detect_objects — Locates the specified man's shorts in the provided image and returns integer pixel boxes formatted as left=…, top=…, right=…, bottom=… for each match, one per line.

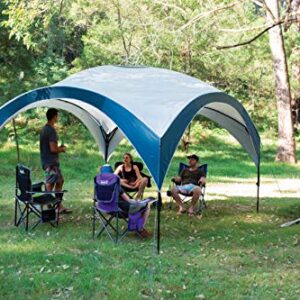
left=176, top=183, right=197, bottom=195
left=44, top=165, right=64, bottom=185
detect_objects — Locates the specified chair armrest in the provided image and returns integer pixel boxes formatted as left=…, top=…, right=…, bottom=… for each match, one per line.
left=138, top=197, right=157, bottom=205
left=198, top=181, right=206, bottom=188
left=26, top=191, right=55, bottom=195
left=31, top=181, right=45, bottom=192
left=26, top=189, right=68, bottom=195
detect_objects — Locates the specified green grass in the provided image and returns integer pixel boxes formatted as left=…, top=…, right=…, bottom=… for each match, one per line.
left=1, top=130, right=300, bottom=299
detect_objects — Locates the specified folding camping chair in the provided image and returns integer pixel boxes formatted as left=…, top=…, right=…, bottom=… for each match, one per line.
left=15, top=164, right=64, bottom=231
left=168, top=162, right=208, bottom=214
left=114, top=161, right=151, bottom=199
left=93, top=172, right=155, bottom=243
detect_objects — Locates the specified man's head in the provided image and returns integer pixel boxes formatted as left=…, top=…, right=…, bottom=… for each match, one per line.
left=46, top=108, right=58, bottom=122
left=187, top=154, right=199, bottom=168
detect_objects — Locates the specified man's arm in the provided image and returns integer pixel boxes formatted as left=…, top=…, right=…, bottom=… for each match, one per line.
left=49, top=141, right=66, bottom=154
left=198, top=170, right=207, bottom=185
left=172, top=168, right=185, bottom=184
left=171, top=176, right=182, bottom=184
left=198, top=176, right=206, bottom=186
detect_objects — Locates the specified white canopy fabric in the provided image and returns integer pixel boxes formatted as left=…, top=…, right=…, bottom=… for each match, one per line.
left=0, top=65, right=260, bottom=189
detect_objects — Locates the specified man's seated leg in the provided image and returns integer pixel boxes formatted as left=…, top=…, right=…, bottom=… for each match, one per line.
left=171, top=186, right=186, bottom=214
left=188, top=186, right=201, bottom=216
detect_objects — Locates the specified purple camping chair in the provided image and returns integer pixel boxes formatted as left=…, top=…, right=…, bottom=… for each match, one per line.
left=93, top=173, right=153, bottom=243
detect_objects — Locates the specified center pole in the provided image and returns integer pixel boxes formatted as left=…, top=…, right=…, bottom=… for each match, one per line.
left=156, top=191, right=162, bottom=254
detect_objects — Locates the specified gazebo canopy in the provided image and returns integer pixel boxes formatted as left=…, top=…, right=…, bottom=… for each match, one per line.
left=0, top=65, right=260, bottom=190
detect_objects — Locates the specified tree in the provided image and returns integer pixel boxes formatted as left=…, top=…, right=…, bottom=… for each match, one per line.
left=215, top=0, right=299, bottom=163
left=266, top=0, right=296, bottom=163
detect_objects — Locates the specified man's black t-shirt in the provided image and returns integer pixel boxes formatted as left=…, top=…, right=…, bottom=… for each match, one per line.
left=180, top=168, right=205, bottom=185
left=40, top=124, right=59, bottom=169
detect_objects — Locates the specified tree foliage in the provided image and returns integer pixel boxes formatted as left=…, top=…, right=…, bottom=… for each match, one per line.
left=0, top=0, right=299, bottom=136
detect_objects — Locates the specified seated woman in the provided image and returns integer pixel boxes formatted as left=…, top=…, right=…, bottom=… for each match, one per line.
left=114, top=152, right=148, bottom=200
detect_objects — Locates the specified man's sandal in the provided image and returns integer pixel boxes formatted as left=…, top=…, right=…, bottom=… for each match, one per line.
left=59, top=208, right=72, bottom=214
left=188, top=210, right=195, bottom=217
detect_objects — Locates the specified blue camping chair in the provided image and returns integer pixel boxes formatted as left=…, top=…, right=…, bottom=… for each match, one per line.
left=93, top=172, right=156, bottom=243
left=168, top=162, right=208, bottom=214
left=15, top=164, right=65, bottom=231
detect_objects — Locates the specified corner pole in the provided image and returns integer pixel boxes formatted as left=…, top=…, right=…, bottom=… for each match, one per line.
left=12, top=118, right=20, bottom=163
left=156, top=191, right=162, bottom=254
left=256, top=163, right=260, bottom=213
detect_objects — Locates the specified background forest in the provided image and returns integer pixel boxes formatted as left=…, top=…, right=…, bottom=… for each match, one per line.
left=1, top=0, right=300, bottom=150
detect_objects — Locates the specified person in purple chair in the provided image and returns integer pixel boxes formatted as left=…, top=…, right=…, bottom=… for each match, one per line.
left=171, top=154, right=206, bottom=216
left=100, top=165, right=151, bottom=238
left=118, top=190, right=152, bottom=238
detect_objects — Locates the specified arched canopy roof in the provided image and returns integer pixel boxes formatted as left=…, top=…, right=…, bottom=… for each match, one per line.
left=0, top=65, right=260, bottom=189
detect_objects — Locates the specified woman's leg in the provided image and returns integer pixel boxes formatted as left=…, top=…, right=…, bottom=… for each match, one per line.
left=135, top=177, right=148, bottom=200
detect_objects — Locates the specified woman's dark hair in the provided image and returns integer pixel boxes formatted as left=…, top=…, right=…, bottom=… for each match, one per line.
left=46, top=108, right=58, bottom=121
left=124, top=152, right=133, bottom=163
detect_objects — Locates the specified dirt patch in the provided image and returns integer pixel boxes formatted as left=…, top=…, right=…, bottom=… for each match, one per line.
left=206, top=178, right=300, bottom=200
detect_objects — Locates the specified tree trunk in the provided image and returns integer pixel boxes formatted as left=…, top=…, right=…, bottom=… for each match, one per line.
left=291, top=47, right=300, bottom=129
left=181, top=123, right=192, bottom=152
left=265, top=0, right=297, bottom=163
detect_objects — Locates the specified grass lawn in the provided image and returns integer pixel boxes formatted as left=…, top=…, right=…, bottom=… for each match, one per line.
left=0, top=129, right=300, bottom=299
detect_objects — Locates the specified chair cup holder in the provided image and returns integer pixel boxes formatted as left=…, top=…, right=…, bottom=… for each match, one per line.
left=41, top=209, right=56, bottom=222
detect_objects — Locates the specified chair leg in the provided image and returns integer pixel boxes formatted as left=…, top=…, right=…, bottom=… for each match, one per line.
left=31, top=219, right=42, bottom=230
left=14, top=200, right=25, bottom=227
left=116, top=213, right=119, bottom=244
left=94, top=210, right=128, bottom=243
left=197, top=193, right=206, bottom=215
left=168, top=183, right=174, bottom=209
left=168, top=196, right=173, bottom=209
left=14, top=199, right=18, bottom=226
left=92, top=204, right=96, bottom=239
left=202, top=187, right=207, bottom=208
left=49, top=202, right=60, bottom=227
left=118, top=226, right=128, bottom=242
left=56, top=202, right=60, bottom=226
left=25, top=204, right=29, bottom=231
left=26, top=204, right=42, bottom=230
left=96, top=214, right=116, bottom=241
left=16, top=206, right=27, bottom=227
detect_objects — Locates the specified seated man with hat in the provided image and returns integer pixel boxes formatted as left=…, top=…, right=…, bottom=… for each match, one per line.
left=171, top=154, right=206, bottom=216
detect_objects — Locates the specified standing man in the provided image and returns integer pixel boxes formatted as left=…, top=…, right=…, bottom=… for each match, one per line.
left=171, top=154, right=206, bottom=216
left=40, top=108, right=72, bottom=214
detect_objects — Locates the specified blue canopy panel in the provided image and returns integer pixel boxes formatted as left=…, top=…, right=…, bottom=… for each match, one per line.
left=0, top=66, right=260, bottom=190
